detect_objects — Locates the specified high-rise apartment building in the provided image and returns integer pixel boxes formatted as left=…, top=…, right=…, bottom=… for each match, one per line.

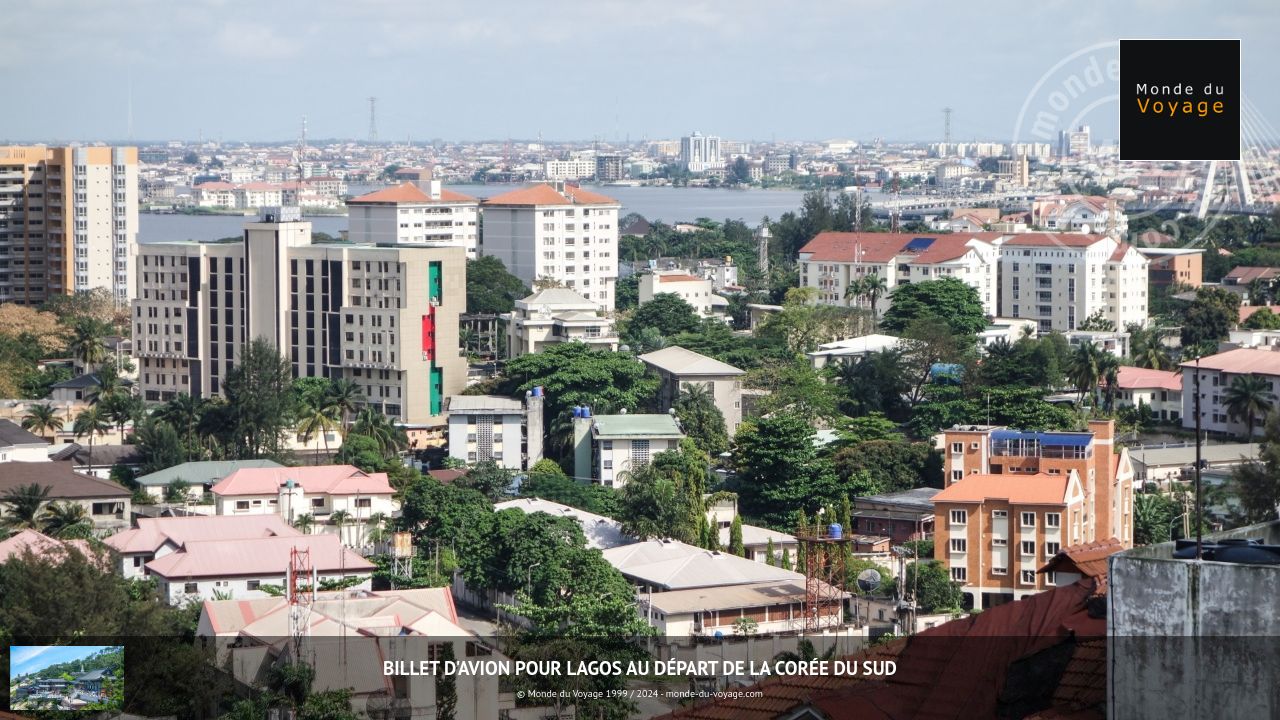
left=0, top=146, right=137, bottom=305
left=679, top=132, right=724, bottom=172
left=595, top=155, right=624, bottom=182
left=132, top=208, right=464, bottom=430
left=1059, top=125, right=1091, bottom=157
left=480, top=183, right=620, bottom=311
left=996, top=233, right=1147, bottom=332
left=346, top=181, right=479, bottom=258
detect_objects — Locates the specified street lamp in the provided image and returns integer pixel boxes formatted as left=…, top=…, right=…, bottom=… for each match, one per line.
left=525, top=562, right=542, bottom=593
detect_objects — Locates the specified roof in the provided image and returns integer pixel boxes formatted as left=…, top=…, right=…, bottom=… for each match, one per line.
left=809, top=334, right=903, bottom=358
left=445, top=395, right=525, bottom=414
left=134, top=459, right=283, bottom=488
left=990, top=429, right=1094, bottom=447
left=211, top=464, right=393, bottom=497
left=1038, top=537, right=1124, bottom=596
left=494, top=497, right=633, bottom=549
left=427, top=468, right=467, bottom=484
left=50, top=372, right=133, bottom=390
left=590, top=414, right=684, bottom=439
left=481, top=183, right=619, bottom=206
left=517, top=287, right=599, bottom=309
left=347, top=182, right=476, bottom=204
left=1127, top=442, right=1259, bottom=468
left=601, top=539, right=802, bottom=590
left=200, top=587, right=459, bottom=637
left=0, top=419, right=47, bottom=448
left=1108, top=242, right=1138, bottom=262
left=0, top=462, right=130, bottom=499
left=1223, top=266, right=1280, bottom=284
left=854, top=487, right=941, bottom=512
left=997, top=232, right=1108, bottom=248
left=47, top=443, right=141, bottom=467
left=798, top=232, right=997, bottom=264
left=0, top=529, right=97, bottom=565
left=105, top=515, right=301, bottom=555
left=1181, top=347, right=1280, bottom=376
left=638, top=346, right=744, bottom=377
left=74, top=669, right=108, bottom=681
left=1114, top=366, right=1181, bottom=392
left=646, top=578, right=826, bottom=614
left=657, top=273, right=705, bottom=283
left=932, top=472, right=1074, bottom=506
left=718, top=523, right=796, bottom=548
left=145, top=533, right=373, bottom=579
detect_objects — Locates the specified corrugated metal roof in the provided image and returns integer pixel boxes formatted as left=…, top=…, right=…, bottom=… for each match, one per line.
left=591, top=414, right=684, bottom=439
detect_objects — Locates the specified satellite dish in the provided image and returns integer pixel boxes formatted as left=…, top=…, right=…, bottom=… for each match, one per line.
left=857, top=568, right=882, bottom=593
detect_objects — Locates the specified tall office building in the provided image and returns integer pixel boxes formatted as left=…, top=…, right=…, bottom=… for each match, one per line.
left=0, top=146, right=137, bottom=305
left=133, top=207, right=465, bottom=431
left=1058, top=126, right=1091, bottom=158
left=480, top=183, right=621, bottom=311
left=679, top=132, right=724, bottom=172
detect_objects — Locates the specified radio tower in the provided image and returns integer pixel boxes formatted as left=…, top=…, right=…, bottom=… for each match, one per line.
left=287, top=546, right=317, bottom=664
left=368, top=96, right=378, bottom=143
left=942, top=107, right=953, bottom=145
left=890, top=172, right=902, bottom=233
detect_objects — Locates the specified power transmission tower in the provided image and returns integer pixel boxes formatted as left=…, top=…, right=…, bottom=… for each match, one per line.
left=943, top=107, right=952, bottom=145
left=368, top=96, right=378, bottom=143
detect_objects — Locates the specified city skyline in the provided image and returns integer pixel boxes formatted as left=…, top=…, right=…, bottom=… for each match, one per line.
left=3, top=0, right=1278, bottom=143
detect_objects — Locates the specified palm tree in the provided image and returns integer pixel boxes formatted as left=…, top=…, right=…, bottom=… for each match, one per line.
left=0, top=483, right=51, bottom=534
left=39, top=501, right=92, bottom=539
left=844, top=276, right=866, bottom=309
left=861, top=273, right=888, bottom=323
left=365, top=512, right=388, bottom=547
left=352, top=407, right=407, bottom=455
left=1128, top=323, right=1174, bottom=371
left=155, top=393, right=203, bottom=460
left=86, top=362, right=122, bottom=405
left=1101, top=358, right=1121, bottom=412
left=21, top=404, right=63, bottom=441
left=1068, top=342, right=1107, bottom=406
left=297, top=401, right=340, bottom=461
left=293, top=513, right=315, bottom=535
left=72, top=405, right=110, bottom=471
left=68, top=319, right=109, bottom=373
left=1223, top=374, right=1275, bottom=438
left=324, top=379, right=364, bottom=436
left=98, top=391, right=141, bottom=441
left=329, top=510, right=351, bottom=545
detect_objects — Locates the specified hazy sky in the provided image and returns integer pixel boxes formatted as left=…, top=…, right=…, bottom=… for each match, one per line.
left=3, top=0, right=1277, bottom=144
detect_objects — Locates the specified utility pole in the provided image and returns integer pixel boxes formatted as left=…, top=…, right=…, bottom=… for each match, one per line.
left=1194, top=357, right=1203, bottom=560
left=367, top=96, right=378, bottom=143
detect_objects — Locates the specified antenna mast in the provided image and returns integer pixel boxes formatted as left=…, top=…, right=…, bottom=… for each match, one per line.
left=367, top=96, right=378, bottom=143
left=942, top=107, right=953, bottom=146
left=288, top=546, right=317, bottom=664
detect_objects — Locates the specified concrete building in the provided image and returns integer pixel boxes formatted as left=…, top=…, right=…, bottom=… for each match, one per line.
left=807, top=334, right=903, bottom=369
left=133, top=459, right=283, bottom=501
left=595, top=154, right=624, bottom=182
left=479, top=183, right=621, bottom=310
left=637, top=270, right=727, bottom=320
left=0, top=461, right=130, bottom=534
left=939, top=419, right=1133, bottom=558
left=996, top=233, right=1148, bottom=332
left=503, top=287, right=618, bottom=358
left=798, top=232, right=1001, bottom=317
left=494, top=497, right=631, bottom=550
left=679, top=132, right=723, bottom=172
left=0, top=420, right=51, bottom=463
left=445, top=392, right=544, bottom=470
left=1128, top=442, right=1258, bottom=490
left=544, top=157, right=596, bottom=181
left=850, top=487, right=939, bottom=543
left=346, top=181, right=480, bottom=258
left=638, top=345, right=745, bottom=435
left=1028, top=195, right=1126, bottom=236
left=1058, top=125, right=1091, bottom=157
left=1110, top=520, right=1280, bottom=720
left=1180, top=348, right=1280, bottom=438
left=933, top=470, right=1089, bottom=608
left=105, top=514, right=302, bottom=580
left=210, top=464, right=396, bottom=544
left=0, top=145, right=137, bottom=305
left=1138, top=247, right=1203, bottom=288
left=572, top=411, right=684, bottom=487
left=133, top=207, right=466, bottom=430
left=1113, top=366, right=1182, bottom=421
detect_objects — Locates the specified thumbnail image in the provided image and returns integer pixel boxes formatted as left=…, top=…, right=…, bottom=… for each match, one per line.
left=8, top=645, right=123, bottom=712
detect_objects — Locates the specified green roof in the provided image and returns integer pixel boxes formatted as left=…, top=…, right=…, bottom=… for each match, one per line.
left=591, top=414, right=684, bottom=439
left=134, top=459, right=283, bottom=487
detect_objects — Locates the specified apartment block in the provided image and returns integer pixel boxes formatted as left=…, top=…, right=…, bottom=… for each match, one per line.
left=1180, top=348, right=1280, bottom=438
left=348, top=182, right=479, bottom=257
left=504, top=287, right=618, bottom=358
left=638, top=270, right=727, bottom=319
left=444, top=392, right=544, bottom=470
left=938, top=419, right=1134, bottom=585
left=0, top=146, right=137, bottom=305
left=996, top=233, right=1147, bottom=332
left=933, top=471, right=1086, bottom=609
left=638, top=345, right=745, bottom=434
left=571, top=411, right=685, bottom=487
left=797, top=232, right=1000, bottom=316
left=132, top=207, right=465, bottom=430
left=1138, top=247, right=1203, bottom=288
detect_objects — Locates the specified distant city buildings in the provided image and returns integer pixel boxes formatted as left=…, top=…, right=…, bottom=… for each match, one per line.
left=132, top=208, right=466, bottom=430
left=0, top=145, right=137, bottom=305
left=1059, top=125, right=1092, bottom=157
left=679, top=132, right=724, bottom=172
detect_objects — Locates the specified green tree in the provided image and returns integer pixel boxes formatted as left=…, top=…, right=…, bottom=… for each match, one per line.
left=1229, top=412, right=1280, bottom=524
left=350, top=406, right=408, bottom=456
left=334, top=432, right=386, bottom=472
left=1068, top=342, right=1113, bottom=406
left=299, top=689, right=358, bottom=720
left=21, top=403, right=63, bottom=441
left=153, top=393, right=204, bottom=461
left=1127, top=323, right=1175, bottom=370
left=135, top=419, right=187, bottom=475
left=616, top=443, right=706, bottom=542
left=466, top=255, right=530, bottom=314
left=293, top=513, right=315, bottom=534
left=519, top=459, right=619, bottom=516
left=435, top=642, right=458, bottom=720
left=904, top=560, right=963, bottom=613
left=39, top=501, right=92, bottom=538
left=223, top=338, right=295, bottom=458
left=163, top=478, right=192, bottom=503
left=615, top=274, right=640, bottom=311
left=68, top=317, right=110, bottom=371
left=674, top=382, right=729, bottom=457
left=837, top=349, right=911, bottom=420
left=749, top=358, right=842, bottom=421
left=1223, top=374, right=1275, bottom=438
left=1243, top=307, right=1280, bottom=330
left=625, top=292, right=701, bottom=341
left=880, top=277, right=987, bottom=336
left=728, top=515, right=745, bottom=556
left=833, top=440, right=943, bottom=493
left=1077, top=310, right=1116, bottom=331
left=72, top=404, right=110, bottom=470
left=731, top=413, right=841, bottom=528
left=457, top=459, right=513, bottom=500
left=1180, top=286, right=1241, bottom=355
left=898, top=315, right=974, bottom=406
left=1133, top=491, right=1181, bottom=545
left=324, top=379, right=364, bottom=436
left=296, top=396, right=340, bottom=459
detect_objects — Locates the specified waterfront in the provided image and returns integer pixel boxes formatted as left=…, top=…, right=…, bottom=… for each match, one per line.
left=138, top=184, right=816, bottom=243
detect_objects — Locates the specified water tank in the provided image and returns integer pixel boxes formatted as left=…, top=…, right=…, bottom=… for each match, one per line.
left=532, top=386, right=544, bottom=397
left=828, top=523, right=844, bottom=539
left=582, top=406, right=592, bottom=418
left=572, top=406, right=582, bottom=418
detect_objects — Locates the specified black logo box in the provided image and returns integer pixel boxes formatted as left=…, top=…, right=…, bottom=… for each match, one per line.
left=1119, top=39, right=1240, bottom=161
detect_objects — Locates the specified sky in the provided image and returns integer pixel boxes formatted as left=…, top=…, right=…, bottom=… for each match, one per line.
left=1, top=0, right=1278, bottom=144
left=9, top=645, right=117, bottom=678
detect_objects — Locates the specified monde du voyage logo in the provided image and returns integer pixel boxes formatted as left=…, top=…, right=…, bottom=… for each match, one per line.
left=1120, top=39, right=1240, bottom=161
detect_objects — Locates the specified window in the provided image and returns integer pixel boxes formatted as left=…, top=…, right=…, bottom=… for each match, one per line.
left=950, top=566, right=967, bottom=582
left=1021, top=570, right=1036, bottom=585
left=950, top=469, right=963, bottom=482
left=949, top=538, right=967, bottom=553
left=247, top=580, right=260, bottom=591
left=132, top=556, right=143, bottom=568
left=992, top=538, right=1007, bottom=546
left=992, top=566, right=1007, bottom=575
left=1021, top=540, right=1036, bottom=556
left=992, top=510, right=1008, bottom=519
left=950, top=442, right=963, bottom=453
left=184, top=583, right=198, bottom=594
left=1045, top=513, right=1061, bottom=528
left=311, top=498, right=324, bottom=508
left=603, top=459, right=613, bottom=470
left=356, top=498, right=372, bottom=508
left=235, top=500, right=250, bottom=511
left=1021, top=512, right=1036, bottom=527
left=949, top=509, right=967, bottom=525
left=1045, top=541, right=1061, bottom=557
left=602, top=440, right=613, bottom=450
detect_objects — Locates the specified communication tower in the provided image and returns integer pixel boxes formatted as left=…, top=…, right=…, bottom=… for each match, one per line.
left=794, top=522, right=850, bottom=633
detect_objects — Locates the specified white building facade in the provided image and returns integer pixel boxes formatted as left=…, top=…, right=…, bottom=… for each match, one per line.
left=346, top=182, right=480, bottom=258
left=996, top=234, right=1148, bottom=333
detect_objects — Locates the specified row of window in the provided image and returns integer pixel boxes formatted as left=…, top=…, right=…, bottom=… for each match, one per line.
left=950, top=567, right=1049, bottom=585
left=949, top=509, right=1061, bottom=528
left=950, top=538, right=1061, bottom=557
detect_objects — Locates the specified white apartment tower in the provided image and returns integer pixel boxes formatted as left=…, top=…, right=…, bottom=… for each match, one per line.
left=480, top=183, right=621, bottom=311
left=680, top=132, right=724, bottom=172
left=346, top=181, right=480, bottom=258
left=996, top=234, right=1148, bottom=333
left=0, top=146, right=137, bottom=305
left=132, top=208, right=466, bottom=429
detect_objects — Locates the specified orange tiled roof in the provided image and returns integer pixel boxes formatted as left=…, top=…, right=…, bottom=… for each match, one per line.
left=932, top=472, right=1072, bottom=505
left=348, top=182, right=476, bottom=204
left=799, top=232, right=998, bottom=265
left=481, top=183, right=618, bottom=206
left=1038, top=537, right=1124, bottom=596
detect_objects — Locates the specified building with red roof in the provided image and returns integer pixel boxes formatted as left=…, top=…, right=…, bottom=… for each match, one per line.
left=347, top=181, right=480, bottom=257
left=480, top=182, right=622, bottom=311
left=1112, top=366, right=1183, bottom=421
left=1179, top=347, right=1280, bottom=438
left=210, top=464, right=396, bottom=545
left=105, top=514, right=302, bottom=580
left=797, top=232, right=1001, bottom=317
